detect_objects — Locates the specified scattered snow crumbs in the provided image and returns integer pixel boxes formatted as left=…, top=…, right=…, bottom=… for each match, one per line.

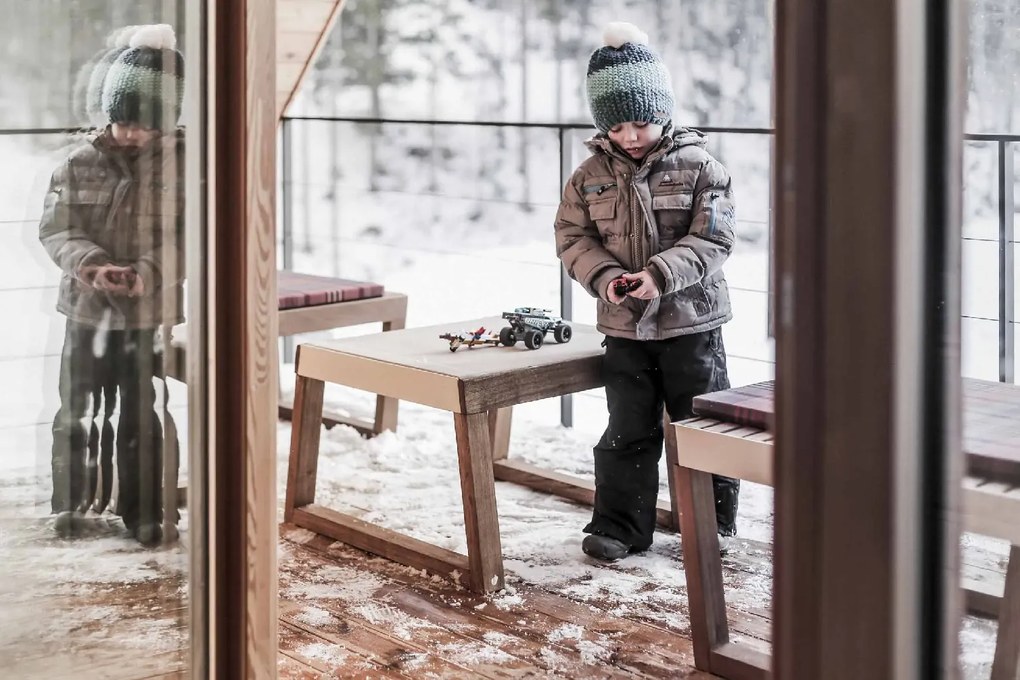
left=548, top=624, right=584, bottom=642
left=481, top=631, right=516, bottom=647
left=437, top=640, right=516, bottom=666
left=297, top=641, right=348, bottom=666
left=351, top=601, right=434, bottom=640
left=577, top=639, right=614, bottom=665
left=294, top=606, right=333, bottom=627
left=491, top=592, right=524, bottom=610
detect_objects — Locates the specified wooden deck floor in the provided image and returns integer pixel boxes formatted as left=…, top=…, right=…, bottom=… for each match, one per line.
left=0, top=514, right=1004, bottom=679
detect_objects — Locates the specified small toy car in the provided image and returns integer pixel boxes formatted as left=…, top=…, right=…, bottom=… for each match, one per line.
left=499, top=307, right=573, bottom=350
left=612, top=277, right=642, bottom=296
left=439, top=326, right=501, bottom=352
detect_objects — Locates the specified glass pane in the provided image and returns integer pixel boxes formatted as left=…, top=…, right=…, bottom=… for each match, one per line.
left=293, top=0, right=774, bottom=128
left=959, top=3, right=1019, bottom=675
left=0, top=2, right=200, bottom=676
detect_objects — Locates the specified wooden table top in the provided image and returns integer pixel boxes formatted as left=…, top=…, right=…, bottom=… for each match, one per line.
left=692, top=379, right=1020, bottom=482
left=296, top=317, right=605, bottom=413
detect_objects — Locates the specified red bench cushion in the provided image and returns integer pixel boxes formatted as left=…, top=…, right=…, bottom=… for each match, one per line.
left=691, top=381, right=775, bottom=431
left=277, top=271, right=384, bottom=311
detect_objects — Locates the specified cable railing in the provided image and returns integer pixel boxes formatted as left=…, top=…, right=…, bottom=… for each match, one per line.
left=279, top=115, right=1018, bottom=387
left=5, top=120, right=1015, bottom=387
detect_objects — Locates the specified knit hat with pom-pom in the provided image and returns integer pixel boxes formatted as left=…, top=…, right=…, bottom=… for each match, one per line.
left=102, top=24, right=184, bottom=131
left=71, top=25, right=142, bottom=127
left=585, top=22, right=675, bottom=132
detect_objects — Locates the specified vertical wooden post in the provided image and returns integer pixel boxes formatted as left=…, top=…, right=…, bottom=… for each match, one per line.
left=773, top=0, right=963, bottom=677
left=210, top=0, right=277, bottom=676
left=991, top=546, right=1020, bottom=680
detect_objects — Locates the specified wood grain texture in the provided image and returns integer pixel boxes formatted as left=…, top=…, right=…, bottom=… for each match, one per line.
left=673, top=464, right=728, bottom=671
left=211, top=0, right=278, bottom=676
left=247, top=1, right=280, bottom=674
left=246, top=0, right=279, bottom=676
left=285, top=375, right=325, bottom=521
left=276, top=0, right=345, bottom=118
left=710, top=644, right=773, bottom=680
left=991, top=546, right=1020, bottom=680
left=291, top=505, right=471, bottom=588
left=454, top=411, right=505, bottom=593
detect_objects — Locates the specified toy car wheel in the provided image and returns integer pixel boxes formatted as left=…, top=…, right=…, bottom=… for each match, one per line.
left=524, top=329, right=543, bottom=350
left=553, top=324, right=572, bottom=343
left=499, top=327, right=517, bottom=347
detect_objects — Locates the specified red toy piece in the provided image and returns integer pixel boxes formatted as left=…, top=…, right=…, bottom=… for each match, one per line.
left=612, top=277, right=643, bottom=296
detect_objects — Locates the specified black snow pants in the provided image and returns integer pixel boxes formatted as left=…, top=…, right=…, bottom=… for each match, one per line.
left=584, top=327, right=740, bottom=550
left=50, top=319, right=170, bottom=531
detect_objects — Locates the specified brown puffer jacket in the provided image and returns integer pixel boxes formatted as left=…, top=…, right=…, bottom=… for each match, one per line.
left=39, top=128, right=185, bottom=330
left=554, top=127, right=735, bottom=340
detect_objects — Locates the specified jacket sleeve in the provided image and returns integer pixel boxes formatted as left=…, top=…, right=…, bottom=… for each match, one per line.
left=554, top=170, right=627, bottom=303
left=38, top=160, right=111, bottom=280
left=645, top=158, right=735, bottom=295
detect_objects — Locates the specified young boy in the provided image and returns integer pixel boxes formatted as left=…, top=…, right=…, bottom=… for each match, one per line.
left=40, top=24, right=185, bottom=546
left=555, top=22, right=740, bottom=561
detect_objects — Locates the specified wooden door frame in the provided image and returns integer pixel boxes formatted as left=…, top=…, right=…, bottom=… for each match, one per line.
left=189, top=0, right=278, bottom=677
left=772, top=0, right=965, bottom=677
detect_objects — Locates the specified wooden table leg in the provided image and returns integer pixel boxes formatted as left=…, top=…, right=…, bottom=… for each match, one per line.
left=285, top=374, right=325, bottom=522
left=454, top=411, right=505, bottom=593
left=488, top=407, right=513, bottom=462
left=663, top=412, right=681, bottom=532
left=992, top=544, right=1020, bottom=680
left=371, top=317, right=406, bottom=434
left=673, top=463, right=729, bottom=672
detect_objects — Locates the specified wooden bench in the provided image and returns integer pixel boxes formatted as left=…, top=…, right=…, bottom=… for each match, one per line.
left=668, top=379, right=1020, bottom=680
left=285, top=317, right=604, bottom=593
left=163, top=270, right=407, bottom=540
left=166, top=269, right=407, bottom=435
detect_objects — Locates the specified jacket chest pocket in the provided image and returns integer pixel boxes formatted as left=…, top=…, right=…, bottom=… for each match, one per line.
left=651, top=191, right=693, bottom=244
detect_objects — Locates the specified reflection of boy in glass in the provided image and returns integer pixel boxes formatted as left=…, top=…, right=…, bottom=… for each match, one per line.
left=39, top=24, right=185, bottom=546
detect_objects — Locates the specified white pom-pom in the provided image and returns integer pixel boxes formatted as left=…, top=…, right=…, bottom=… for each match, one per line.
left=129, top=23, right=177, bottom=50
left=602, top=22, right=649, bottom=49
left=112, top=25, right=140, bottom=48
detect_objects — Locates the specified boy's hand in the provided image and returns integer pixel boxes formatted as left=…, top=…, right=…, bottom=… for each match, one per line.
left=607, top=278, right=630, bottom=304
left=84, top=264, right=138, bottom=296
left=620, top=271, right=660, bottom=300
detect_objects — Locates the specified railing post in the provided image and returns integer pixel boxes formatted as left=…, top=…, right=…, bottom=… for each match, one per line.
left=282, top=117, right=295, bottom=363
left=559, top=126, right=574, bottom=428
left=999, top=140, right=1015, bottom=383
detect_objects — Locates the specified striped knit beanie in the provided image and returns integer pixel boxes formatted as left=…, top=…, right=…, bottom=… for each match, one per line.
left=102, top=24, right=184, bottom=131
left=77, top=25, right=142, bottom=127
left=585, top=23, right=675, bottom=133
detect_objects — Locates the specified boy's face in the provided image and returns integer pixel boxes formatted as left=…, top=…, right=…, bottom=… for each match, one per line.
left=110, top=123, right=160, bottom=148
left=608, top=121, right=665, bottom=160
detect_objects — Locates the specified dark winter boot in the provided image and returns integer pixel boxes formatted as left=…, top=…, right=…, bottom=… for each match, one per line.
left=54, top=510, right=87, bottom=539
left=582, top=534, right=631, bottom=561
left=133, top=522, right=163, bottom=547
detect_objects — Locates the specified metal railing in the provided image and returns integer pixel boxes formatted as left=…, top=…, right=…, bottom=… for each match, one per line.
left=6, top=121, right=1016, bottom=390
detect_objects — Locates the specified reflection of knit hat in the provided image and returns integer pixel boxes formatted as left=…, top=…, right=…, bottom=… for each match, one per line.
left=72, top=25, right=141, bottom=126
left=102, top=24, right=184, bottom=131
left=585, top=23, right=675, bottom=133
